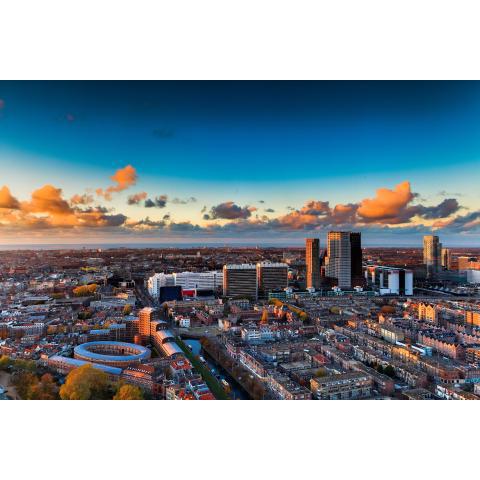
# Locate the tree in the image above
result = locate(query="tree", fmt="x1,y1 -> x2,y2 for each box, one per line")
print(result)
384,365 -> 396,378
0,355 -> 11,371
12,371 -> 39,399
113,384 -> 143,400
60,364 -> 111,400
123,304 -> 132,316
73,284 -> 98,297
29,373 -> 59,400
260,308 -> 269,325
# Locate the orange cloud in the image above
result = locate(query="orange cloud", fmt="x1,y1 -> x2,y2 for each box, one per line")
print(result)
22,185 -> 73,215
96,165 -> 137,200
0,185 -> 20,209
0,184 -> 128,230
357,181 -> 414,224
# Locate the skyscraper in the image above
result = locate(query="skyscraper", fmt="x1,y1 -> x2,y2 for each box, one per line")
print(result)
325,231 -> 363,289
350,232 -> 363,286
305,238 -> 321,289
423,235 -> 442,276
441,248 -> 452,270
138,306 -> 155,345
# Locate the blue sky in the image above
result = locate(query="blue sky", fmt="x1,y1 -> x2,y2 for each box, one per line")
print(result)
0,81 -> 480,245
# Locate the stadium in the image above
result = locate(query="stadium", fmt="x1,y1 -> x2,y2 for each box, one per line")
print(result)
74,341 -> 151,368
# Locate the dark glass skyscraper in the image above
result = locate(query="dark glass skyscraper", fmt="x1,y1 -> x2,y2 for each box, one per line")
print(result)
350,232 -> 363,287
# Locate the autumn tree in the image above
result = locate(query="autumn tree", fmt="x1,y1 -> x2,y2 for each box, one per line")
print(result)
60,364 -> 111,400
12,371 -> 39,399
73,284 -> 98,297
0,355 -> 11,371
123,304 -> 132,316
113,384 -> 143,400
260,308 -> 269,325
29,373 -> 59,400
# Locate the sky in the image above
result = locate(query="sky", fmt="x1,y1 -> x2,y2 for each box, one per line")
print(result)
1,80 -> 480,246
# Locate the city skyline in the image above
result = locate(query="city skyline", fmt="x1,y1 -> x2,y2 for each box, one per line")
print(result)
1,81 -> 480,246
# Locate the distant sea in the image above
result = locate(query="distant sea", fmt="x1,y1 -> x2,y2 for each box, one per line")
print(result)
0,242 -> 308,251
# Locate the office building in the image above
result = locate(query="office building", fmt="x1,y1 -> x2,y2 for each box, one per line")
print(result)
325,231 -> 362,289
423,235 -> 442,276
256,262 -> 288,298
173,271 -> 223,290
441,248 -> 452,270
147,271 -> 223,298
305,238 -> 321,289
147,273 -> 175,298
223,264 -> 258,299
350,232 -> 363,286
138,306 -> 155,344
365,265 -> 413,295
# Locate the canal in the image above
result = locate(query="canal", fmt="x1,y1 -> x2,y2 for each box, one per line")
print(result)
183,338 -> 250,400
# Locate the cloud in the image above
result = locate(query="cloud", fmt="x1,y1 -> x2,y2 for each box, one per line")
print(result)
0,184 -> 128,231
413,198 -> 461,219
171,197 -> 197,204
438,190 -> 463,197
273,182 -> 459,231
433,210 -> 480,232
0,179 -> 470,241
96,165 -> 137,200
127,191 -> 148,205
204,201 -> 256,220
0,186 -> 20,209
70,193 -> 94,205
145,195 -> 168,208
357,181 -> 414,223
23,185 -> 73,215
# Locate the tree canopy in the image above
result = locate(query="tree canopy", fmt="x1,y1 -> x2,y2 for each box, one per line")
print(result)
72,284 -> 98,297
60,364 -> 111,400
113,384 -> 143,400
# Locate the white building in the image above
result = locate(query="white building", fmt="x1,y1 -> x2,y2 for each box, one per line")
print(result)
173,271 -> 223,291
147,273 -> 175,298
147,271 -> 223,298
366,266 -> 413,295
466,270 -> 480,284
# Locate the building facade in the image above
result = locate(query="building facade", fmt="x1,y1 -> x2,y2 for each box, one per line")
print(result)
257,262 -> 288,298
305,238 -> 321,289
423,235 -> 442,277
223,264 -> 258,299
325,232 -> 362,289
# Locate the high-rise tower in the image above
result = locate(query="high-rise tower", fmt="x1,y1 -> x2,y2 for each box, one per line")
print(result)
325,231 -> 362,289
423,235 -> 442,276
305,238 -> 321,289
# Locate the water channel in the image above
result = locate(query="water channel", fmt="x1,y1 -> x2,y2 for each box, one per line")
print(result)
183,338 -> 250,400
